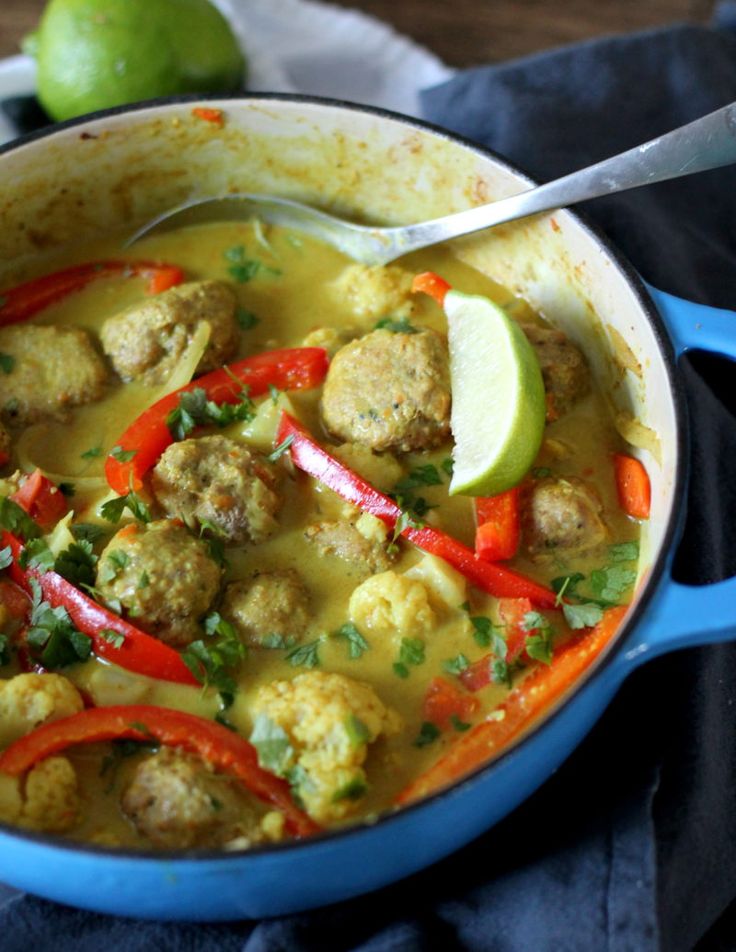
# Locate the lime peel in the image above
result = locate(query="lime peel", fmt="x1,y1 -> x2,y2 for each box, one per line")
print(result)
445,289 -> 546,497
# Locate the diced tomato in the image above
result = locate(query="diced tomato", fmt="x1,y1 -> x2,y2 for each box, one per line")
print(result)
423,676 -> 479,729
475,488 -> 521,562
11,470 -> 68,529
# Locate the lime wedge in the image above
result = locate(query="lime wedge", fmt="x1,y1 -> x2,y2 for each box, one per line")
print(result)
445,290 -> 546,496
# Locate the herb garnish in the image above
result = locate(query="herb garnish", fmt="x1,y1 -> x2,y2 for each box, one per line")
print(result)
26,577 -> 92,669
81,446 -> 103,460
236,307 -> 260,330
332,777 -> 368,802
0,545 -> 12,570
71,523 -> 108,545
335,622 -> 369,659
165,386 -> 255,441
344,714 -> 372,747
394,464 -> 443,493
99,629 -> 126,649
0,353 -> 15,375
414,721 -> 441,748
374,316 -> 418,334
0,496 -> 40,540
522,611 -> 555,665
109,445 -> 137,463
250,713 -> 293,775
443,653 -> 470,676
100,492 -> 151,525
285,638 -> 321,669
267,435 -> 294,463
0,634 -> 10,666
54,540 -> 98,588
182,612 -> 246,708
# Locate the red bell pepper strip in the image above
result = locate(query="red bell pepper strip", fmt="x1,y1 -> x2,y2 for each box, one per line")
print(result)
613,453 -> 651,520
460,597 -> 535,692
0,704 -> 319,838
2,532 -> 199,686
276,413 -> 557,608
411,271 -> 451,306
10,469 -> 69,530
423,676 -> 479,729
0,260 -> 185,327
475,488 -> 521,562
397,605 -> 628,804
105,347 -> 329,494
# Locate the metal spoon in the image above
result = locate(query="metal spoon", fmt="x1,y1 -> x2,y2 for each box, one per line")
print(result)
128,101 -> 736,264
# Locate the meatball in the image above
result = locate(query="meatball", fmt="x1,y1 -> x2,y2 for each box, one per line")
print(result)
0,325 -> 107,426
100,280 -> 240,385
220,570 -> 310,647
151,435 -> 281,544
331,264 -> 415,326
95,520 -> 221,647
520,322 -> 590,420
252,671 -> 402,824
0,673 -> 84,748
305,515 -> 395,575
524,476 -> 608,557
349,570 -> 436,640
121,747 -> 266,849
321,329 -> 451,453
19,756 -> 80,833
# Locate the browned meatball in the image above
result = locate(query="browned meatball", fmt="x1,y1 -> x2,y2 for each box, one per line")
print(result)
95,520 -> 221,647
221,570 -> 310,647
520,323 -> 590,420
321,329 -> 451,452
305,518 -> 396,575
524,477 -> 608,557
121,748 -> 262,849
0,325 -> 107,426
151,435 -> 281,544
100,280 -> 240,384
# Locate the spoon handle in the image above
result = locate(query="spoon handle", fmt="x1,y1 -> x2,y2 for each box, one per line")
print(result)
389,101 -> 736,255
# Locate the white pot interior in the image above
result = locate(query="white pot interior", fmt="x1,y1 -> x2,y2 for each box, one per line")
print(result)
0,97 -> 679,600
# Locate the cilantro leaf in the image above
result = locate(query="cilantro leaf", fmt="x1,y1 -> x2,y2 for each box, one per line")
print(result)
332,777 -> 368,802
81,446 -> 103,460
267,435 -> 294,463
441,457 -> 454,477
0,633 -> 10,666
552,572 -> 585,603
26,580 -> 92,669
182,611 -> 247,706
562,601 -> 604,630
335,622 -> 369,659
109,445 -> 137,463
399,637 -> 425,667
285,639 -> 321,669
392,662 -> 409,679
19,538 -> 55,572
99,629 -> 126,649
589,565 -> 637,603
100,492 -> 151,525
609,541 -> 640,563
344,714 -> 372,747
71,523 -> 107,545
236,308 -> 260,330
0,545 -> 12,570
443,653 -> 470,676
54,540 -> 98,588
0,496 -> 40,540
0,353 -> 15,375
450,713 -> 471,732
394,465 -> 442,493
414,722 -> 441,748
249,713 -> 293,775
374,317 -> 418,334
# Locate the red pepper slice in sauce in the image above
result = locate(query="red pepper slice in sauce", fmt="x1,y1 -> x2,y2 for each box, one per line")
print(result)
0,704 -> 319,838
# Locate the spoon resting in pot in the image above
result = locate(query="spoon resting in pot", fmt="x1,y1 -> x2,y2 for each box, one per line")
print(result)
128,101 -> 736,263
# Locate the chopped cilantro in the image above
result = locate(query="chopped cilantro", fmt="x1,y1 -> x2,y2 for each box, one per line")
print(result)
109,445 -> 137,463
469,615 -> 504,649
392,662 -> 409,679
137,571 -> 150,590
26,577 -> 92,669
399,637 -> 425,667
441,457 -> 454,478
19,538 -> 55,572
491,658 -> 512,688
81,446 -> 103,460
609,541 -> 640,563
522,611 -> 555,666
71,523 -> 107,544
0,496 -> 40,540
443,653 -> 470,676
58,482 -> 75,498
285,638 -> 321,669
54,540 -> 98,587
589,565 -> 637,604
414,722 -> 441,748
552,572 -> 585,603
332,777 -> 368,802
344,714 -> 372,747
98,549 -> 129,584
182,611 -> 247,707
0,634 -> 9,666
268,384 -> 280,404
250,713 -> 293,775
388,508 -> 424,553
99,629 -> 126,649
374,316 -> 418,334
100,492 -> 151,525
532,467 -> 553,479
236,307 -> 260,330
267,435 -> 294,463
0,353 -> 14,375
214,711 -> 238,732
335,622 -> 369,659
450,713 -> 471,732
166,386 -> 255,441
562,601 -> 604,630
394,465 -> 442,493
0,545 -> 12,570
260,632 -> 296,650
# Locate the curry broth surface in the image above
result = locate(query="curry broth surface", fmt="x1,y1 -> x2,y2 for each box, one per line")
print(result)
0,221 -> 638,847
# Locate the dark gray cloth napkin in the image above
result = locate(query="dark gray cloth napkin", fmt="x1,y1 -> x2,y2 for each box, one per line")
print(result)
3,7 -> 736,950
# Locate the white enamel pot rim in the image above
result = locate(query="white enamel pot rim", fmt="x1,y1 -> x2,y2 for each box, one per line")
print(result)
0,94 -> 689,909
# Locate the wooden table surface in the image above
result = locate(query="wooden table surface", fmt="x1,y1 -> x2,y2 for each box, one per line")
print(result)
0,0 -> 715,67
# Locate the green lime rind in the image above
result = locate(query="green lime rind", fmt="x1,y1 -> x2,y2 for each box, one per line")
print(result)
445,289 -> 546,497
35,0 -> 246,122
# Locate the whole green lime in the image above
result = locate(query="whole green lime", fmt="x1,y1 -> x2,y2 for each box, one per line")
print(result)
33,0 -> 246,122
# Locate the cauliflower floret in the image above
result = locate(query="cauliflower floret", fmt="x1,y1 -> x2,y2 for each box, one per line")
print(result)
354,512 -> 390,546
0,673 -> 84,748
349,570 -> 436,641
251,671 -> 401,824
19,756 -> 81,833
403,553 -> 467,613
331,264 -> 415,326
332,443 -> 404,490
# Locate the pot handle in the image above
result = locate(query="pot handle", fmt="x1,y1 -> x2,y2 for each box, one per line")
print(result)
620,285 -> 736,667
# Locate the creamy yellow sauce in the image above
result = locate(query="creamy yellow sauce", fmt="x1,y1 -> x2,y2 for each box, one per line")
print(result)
0,220 -> 639,847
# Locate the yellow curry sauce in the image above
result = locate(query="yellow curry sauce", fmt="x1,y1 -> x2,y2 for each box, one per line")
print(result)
0,220 -> 640,849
